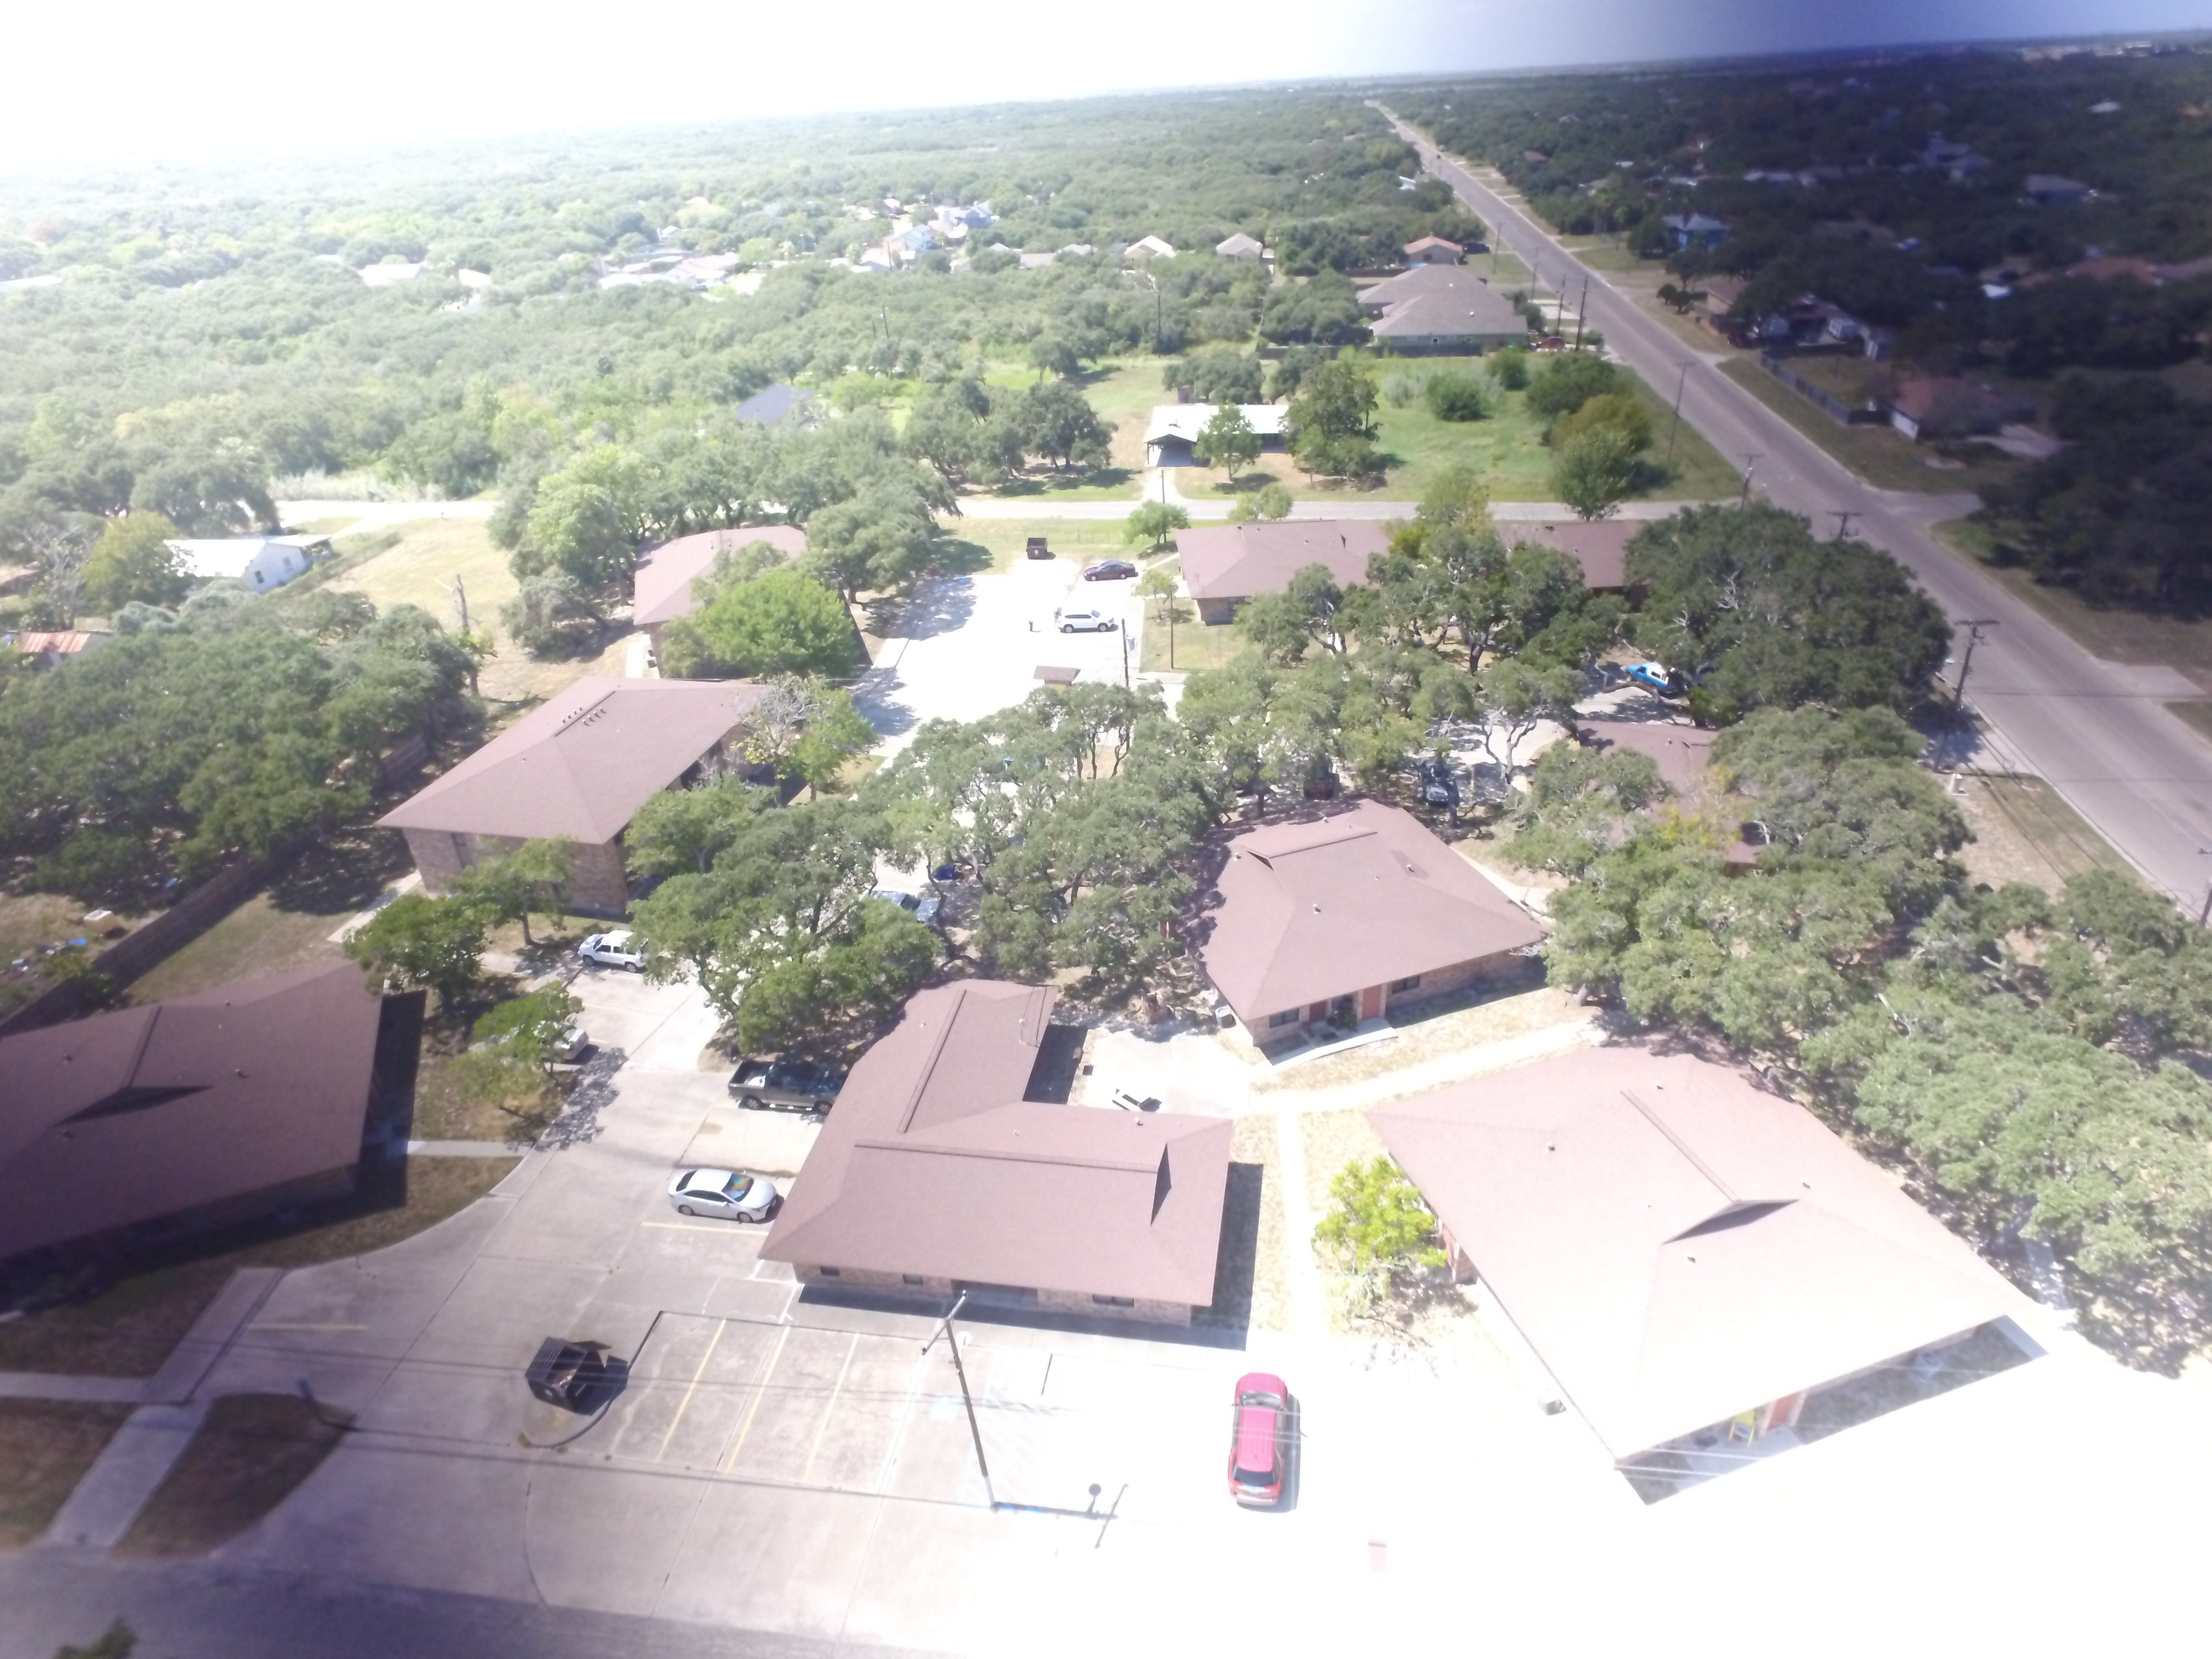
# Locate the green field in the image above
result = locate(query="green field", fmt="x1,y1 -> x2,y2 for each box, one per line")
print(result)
1178,354 -> 1739,505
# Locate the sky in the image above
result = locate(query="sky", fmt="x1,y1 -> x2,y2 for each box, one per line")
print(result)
6,0 -> 2208,174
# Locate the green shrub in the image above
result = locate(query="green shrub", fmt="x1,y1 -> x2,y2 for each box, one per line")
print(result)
1424,371 -> 1490,421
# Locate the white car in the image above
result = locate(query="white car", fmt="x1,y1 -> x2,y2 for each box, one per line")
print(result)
577,929 -> 646,971
1054,607 -> 1118,633
666,1167 -> 779,1223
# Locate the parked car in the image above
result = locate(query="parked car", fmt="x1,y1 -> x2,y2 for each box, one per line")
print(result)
728,1056 -> 846,1113
525,1338 -> 610,1410
577,929 -> 646,971
1055,607 -> 1118,634
1081,559 -> 1137,582
1532,334 -> 1568,351
1622,661 -> 1688,698
666,1167 -> 779,1222
1227,1371 -> 1292,1508
1416,755 -> 1460,808
868,887 -> 943,926
1302,768 -> 1338,801
1025,536 -> 1052,560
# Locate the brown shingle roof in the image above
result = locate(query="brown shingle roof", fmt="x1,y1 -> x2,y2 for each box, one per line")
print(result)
1577,719 -> 1718,792
633,525 -> 810,628
1501,519 -> 1636,591
764,982 -> 1230,1307
1177,520 -> 1392,604
1372,1047 -> 2021,1459
377,677 -> 768,843
1195,801 -> 1544,1026
0,963 -> 388,1259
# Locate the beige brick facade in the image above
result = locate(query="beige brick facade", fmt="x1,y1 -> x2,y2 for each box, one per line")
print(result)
403,828 -> 632,917
795,1265 -> 1197,1326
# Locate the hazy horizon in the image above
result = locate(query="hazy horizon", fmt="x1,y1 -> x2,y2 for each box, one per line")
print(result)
5,2 -> 2207,182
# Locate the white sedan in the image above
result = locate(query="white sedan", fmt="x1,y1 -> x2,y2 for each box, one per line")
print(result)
577,929 -> 646,971
666,1167 -> 779,1223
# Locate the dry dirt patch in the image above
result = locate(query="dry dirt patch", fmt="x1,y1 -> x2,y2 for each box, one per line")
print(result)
115,1392 -> 352,1557
0,1400 -> 135,1546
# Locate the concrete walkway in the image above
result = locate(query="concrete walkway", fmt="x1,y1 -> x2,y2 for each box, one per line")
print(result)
35,1266 -> 285,1551
40,1400 -> 211,1550
0,1371 -> 149,1404
407,1139 -> 530,1159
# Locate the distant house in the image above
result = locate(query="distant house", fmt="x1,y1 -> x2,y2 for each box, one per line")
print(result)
1663,213 -> 1728,251
1371,1047 -> 2025,1465
167,535 -> 326,593
2023,174 -> 2093,206
1193,800 -> 1545,1035
1404,235 -> 1464,265
633,524 -> 811,653
1176,519 -> 1390,624
1215,232 -> 1267,263
1359,267 -> 1525,354
1127,235 -> 1177,261
1142,403 -> 1290,469
733,384 -> 817,426
0,963 -> 420,1262
12,629 -> 108,667
1883,376 -> 2033,443
763,981 -> 1232,1325
378,677 -> 769,916
358,260 -> 429,288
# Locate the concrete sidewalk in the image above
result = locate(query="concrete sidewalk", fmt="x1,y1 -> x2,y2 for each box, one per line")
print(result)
0,1371 -> 149,1404
39,1399 -> 211,1550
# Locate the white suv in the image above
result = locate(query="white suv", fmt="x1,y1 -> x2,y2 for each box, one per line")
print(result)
577,929 -> 646,971
1055,607 -> 1118,633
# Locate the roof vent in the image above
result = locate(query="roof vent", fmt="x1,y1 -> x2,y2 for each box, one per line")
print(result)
1312,903 -> 1322,912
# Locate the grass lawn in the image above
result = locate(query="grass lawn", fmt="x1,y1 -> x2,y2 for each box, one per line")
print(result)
116,1392 -> 352,1557
1717,358 -> 2021,496
127,832 -> 412,1005
938,517 -> 1139,574
1218,1115 -> 1288,1334
1932,519 -> 2212,693
1955,772 -> 2133,893
1180,356 -> 1738,505
0,1400 -> 137,1546
0,1156 -> 517,1377
1140,605 -> 1245,672
964,358 -> 1160,499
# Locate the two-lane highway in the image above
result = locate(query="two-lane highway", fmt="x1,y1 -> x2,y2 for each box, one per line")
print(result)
1383,108 -> 2212,908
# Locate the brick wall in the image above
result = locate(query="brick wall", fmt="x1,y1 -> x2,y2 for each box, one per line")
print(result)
1036,1287 -> 1194,1327
404,829 -> 629,917
796,1266 -> 1194,1326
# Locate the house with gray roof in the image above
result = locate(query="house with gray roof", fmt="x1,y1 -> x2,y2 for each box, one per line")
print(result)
1359,267 -> 1526,354
733,384 -> 818,426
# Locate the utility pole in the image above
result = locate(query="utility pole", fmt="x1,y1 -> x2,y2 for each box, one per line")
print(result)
1665,361 -> 1691,467
922,1294 -> 994,1509
1738,452 -> 1763,508
1122,624 -> 1131,690
1951,618 -> 2000,718
450,575 -> 469,634
1828,510 -> 1860,540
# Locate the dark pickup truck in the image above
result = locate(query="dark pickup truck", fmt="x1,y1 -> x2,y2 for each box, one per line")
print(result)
728,1056 -> 847,1113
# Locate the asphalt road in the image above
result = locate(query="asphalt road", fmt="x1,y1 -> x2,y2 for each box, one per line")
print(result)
1383,109 -> 2212,909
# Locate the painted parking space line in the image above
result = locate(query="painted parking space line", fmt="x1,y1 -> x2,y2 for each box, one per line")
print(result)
639,1221 -> 759,1235
799,1333 -> 860,1486
656,1315 -> 727,1463
718,1322 -> 792,1473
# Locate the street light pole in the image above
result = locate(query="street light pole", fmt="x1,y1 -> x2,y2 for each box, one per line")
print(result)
922,1293 -> 995,1508
1828,510 -> 1861,539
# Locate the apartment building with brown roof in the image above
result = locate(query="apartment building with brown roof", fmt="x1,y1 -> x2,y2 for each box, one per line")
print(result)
633,524 -> 811,654
1373,1047 -> 2023,1463
764,981 -> 1232,1325
0,963 -> 417,1261
378,677 -> 768,915
1192,800 -> 1544,1036
1176,520 -> 1392,625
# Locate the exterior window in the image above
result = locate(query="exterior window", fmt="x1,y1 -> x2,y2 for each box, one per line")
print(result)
817,1266 -> 841,1279
901,1274 -> 924,1286
1092,1295 -> 1135,1308
1390,975 -> 1422,993
1267,1009 -> 1300,1029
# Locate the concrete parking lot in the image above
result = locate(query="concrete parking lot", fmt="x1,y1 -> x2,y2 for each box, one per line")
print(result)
855,559 -> 1144,755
